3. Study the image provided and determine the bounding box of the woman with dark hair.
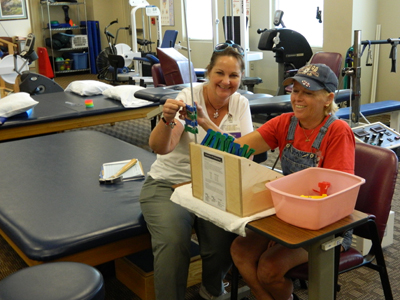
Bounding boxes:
[139,42,253,300]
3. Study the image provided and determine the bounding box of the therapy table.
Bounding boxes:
[134,85,354,116]
[0,91,158,142]
[0,130,156,266]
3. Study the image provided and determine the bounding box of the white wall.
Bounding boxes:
[351,0,379,104]
[0,1,32,37]
[376,0,400,102]
[7,0,400,104]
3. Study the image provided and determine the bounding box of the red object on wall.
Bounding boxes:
[37,47,54,79]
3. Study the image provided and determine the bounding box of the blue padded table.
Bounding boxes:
[0,91,158,142]
[134,86,353,115]
[134,83,254,128]
[335,100,400,132]
[0,130,155,266]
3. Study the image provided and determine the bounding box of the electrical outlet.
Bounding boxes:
[250,63,254,70]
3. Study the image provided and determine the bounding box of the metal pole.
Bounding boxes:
[182,0,197,143]
[212,0,219,47]
[351,30,362,125]
[231,0,235,43]
[224,0,228,41]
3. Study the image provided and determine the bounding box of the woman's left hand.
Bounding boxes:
[178,101,210,126]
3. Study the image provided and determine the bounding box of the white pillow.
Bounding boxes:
[102,85,152,107]
[65,80,113,96]
[0,92,38,118]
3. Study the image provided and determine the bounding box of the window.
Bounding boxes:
[185,0,212,40]
[274,0,323,48]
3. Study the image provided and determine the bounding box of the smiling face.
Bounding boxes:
[291,81,333,128]
[206,55,243,102]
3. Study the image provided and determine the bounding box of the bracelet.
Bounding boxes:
[162,117,176,129]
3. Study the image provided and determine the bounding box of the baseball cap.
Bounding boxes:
[283,63,338,93]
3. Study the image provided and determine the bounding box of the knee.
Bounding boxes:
[256,260,282,287]
[230,236,250,265]
[154,232,189,252]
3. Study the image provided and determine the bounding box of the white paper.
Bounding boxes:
[202,149,226,211]
[101,159,144,181]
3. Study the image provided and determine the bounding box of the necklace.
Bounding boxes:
[208,100,220,119]
[302,127,315,142]
[206,96,225,119]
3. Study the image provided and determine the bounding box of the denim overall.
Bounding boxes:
[279,114,352,250]
[281,114,337,176]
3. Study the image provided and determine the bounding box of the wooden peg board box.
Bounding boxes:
[190,143,283,217]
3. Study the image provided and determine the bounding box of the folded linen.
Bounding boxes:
[170,183,275,237]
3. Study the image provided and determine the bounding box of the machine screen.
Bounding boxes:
[354,128,369,138]
[371,125,386,133]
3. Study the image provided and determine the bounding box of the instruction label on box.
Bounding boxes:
[201,149,226,211]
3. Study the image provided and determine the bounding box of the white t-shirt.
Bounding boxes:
[148,83,254,184]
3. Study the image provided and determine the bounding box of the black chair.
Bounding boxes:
[108,54,125,85]
[0,262,105,300]
[286,143,398,300]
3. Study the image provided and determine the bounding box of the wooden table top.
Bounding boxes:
[247,210,369,248]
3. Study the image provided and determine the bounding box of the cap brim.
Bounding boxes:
[283,75,326,91]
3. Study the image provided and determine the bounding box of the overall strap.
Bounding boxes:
[286,116,298,141]
[311,114,338,150]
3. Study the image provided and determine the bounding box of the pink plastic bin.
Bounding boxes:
[265,167,365,230]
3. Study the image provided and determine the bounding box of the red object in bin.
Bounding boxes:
[37,47,54,79]
[312,181,331,195]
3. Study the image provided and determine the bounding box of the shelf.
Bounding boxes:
[43,26,82,31]
[40,0,90,77]
[40,1,85,6]
[55,68,90,75]
[49,46,88,51]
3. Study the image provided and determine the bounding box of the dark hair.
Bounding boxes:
[205,47,245,77]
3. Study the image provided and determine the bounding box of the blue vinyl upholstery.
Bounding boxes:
[0,131,155,262]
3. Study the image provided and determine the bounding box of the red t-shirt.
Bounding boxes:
[257,113,355,174]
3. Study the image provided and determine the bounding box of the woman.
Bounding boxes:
[139,43,254,300]
[231,63,356,300]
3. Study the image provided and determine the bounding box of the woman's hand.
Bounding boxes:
[163,99,186,122]
[195,102,211,127]
[178,101,210,126]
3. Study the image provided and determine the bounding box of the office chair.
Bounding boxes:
[286,143,397,300]
[310,52,343,78]
[285,52,343,93]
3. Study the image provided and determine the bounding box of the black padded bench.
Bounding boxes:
[0,131,156,266]
[246,89,353,116]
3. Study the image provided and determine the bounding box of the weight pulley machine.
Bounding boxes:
[343,30,400,125]
[339,30,400,153]
[129,0,162,82]
[211,0,263,91]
